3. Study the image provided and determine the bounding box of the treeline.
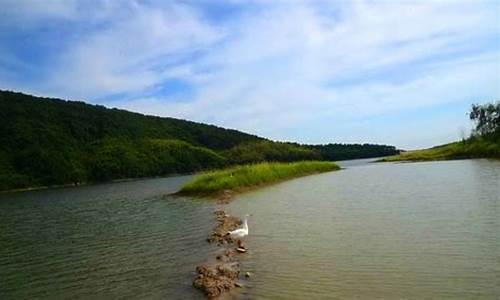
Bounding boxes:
[0,90,399,191]
[465,101,500,156]
[308,143,400,161]
[223,141,321,164]
[223,141,399,164]
[470,101,500,141]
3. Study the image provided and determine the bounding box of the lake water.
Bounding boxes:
[0,176,213,299]
[1,159,499,299]
[226,159,499,299]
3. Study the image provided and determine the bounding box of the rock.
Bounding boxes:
[193,209,248,298]
[217,263,240,278]
[214,210,225,218]
[207,210,242,245]
[217,189,234,204]
[245,272,251,278]
[224,249,238,261]
[193,263,240,298]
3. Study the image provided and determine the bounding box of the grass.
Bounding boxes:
[178,161,340,196]
[378,138,500,162]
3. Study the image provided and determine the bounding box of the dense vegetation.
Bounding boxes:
[178,161,340,196]
[0,90,398,191]
[223,141,321,164]
[307,143,400,161]
[0,90,257,191]
[379,101,500,162]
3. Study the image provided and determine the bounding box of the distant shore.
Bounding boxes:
[377,139,500,163]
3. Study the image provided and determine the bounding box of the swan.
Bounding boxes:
[228,214,251,246]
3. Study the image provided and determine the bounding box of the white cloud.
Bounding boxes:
[121,2,498,137]
[1,0,499,148]
[40,2,223,98]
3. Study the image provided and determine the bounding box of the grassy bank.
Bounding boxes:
[378,138,500,162]
[178,161,340,196]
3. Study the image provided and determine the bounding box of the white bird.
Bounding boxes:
[228,214,251,240]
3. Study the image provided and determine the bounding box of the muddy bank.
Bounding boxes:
[193,190,250,298]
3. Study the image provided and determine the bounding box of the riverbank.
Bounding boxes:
[0,173,190,194]
[378,139,500,162]
[178,161,340,197]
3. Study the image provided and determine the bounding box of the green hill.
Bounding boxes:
[0,90,398,191]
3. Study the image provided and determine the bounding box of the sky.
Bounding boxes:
[0,0,499,149]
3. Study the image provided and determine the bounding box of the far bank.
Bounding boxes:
[378,138,500,163]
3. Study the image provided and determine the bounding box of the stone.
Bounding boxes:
[193,263,240,298]
[206,210,242,245]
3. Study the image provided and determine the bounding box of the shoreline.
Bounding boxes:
[376,140,499,163]
[5,158,408,195]
[0,173,192,195]
[377,156,500,163]
[1,160,343,195]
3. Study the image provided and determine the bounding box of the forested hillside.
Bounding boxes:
[0,90,399,191]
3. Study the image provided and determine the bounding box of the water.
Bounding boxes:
[1,160,499,299]
[227,159,500,299]
[0,176,214,299]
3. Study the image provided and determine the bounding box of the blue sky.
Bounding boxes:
[0,0,499,149]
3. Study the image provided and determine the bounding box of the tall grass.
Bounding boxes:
[178,161,340,196]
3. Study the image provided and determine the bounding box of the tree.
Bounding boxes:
[470,101,500,136]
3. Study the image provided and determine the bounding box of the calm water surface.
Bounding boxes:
[1,159,499,299]
[227,159,500,299]
[0,176,213,299]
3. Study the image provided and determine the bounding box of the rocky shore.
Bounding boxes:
[193,191,250,298]
[207,210,241,245]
